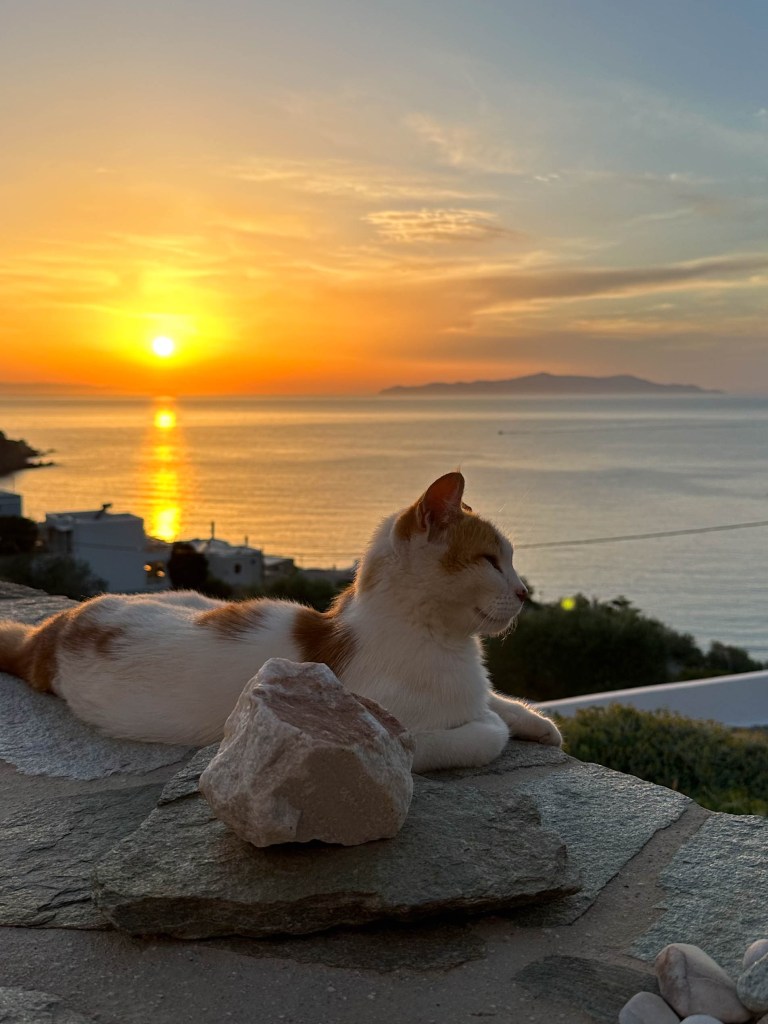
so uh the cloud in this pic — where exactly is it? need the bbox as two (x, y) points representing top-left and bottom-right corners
(363, 208), (527, 244)
(404, 113), (530, 174)
(226, 158), (493, 201)
(474, 252), (768, 309)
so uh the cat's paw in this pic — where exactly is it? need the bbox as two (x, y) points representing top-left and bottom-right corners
(533, 717), (563, 747)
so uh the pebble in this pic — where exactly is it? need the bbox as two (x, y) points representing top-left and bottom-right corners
(737, 951), (768, 1014)
(619, 991), (681, 1024)
(744, 940), (768, 970)
(679, 1017), (724, 1024)
(655, 944), (751, 1023)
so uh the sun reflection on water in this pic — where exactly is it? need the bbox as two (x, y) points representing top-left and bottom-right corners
(144, 403), (185, 542)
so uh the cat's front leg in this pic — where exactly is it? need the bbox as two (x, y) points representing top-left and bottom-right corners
(487, 692), (562, 748)
(411, 709), (509, 773)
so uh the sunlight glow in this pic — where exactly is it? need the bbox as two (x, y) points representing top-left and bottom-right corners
(560, 597), (577, 611)
(154, 409), (177, 430)
(151, 336), (176, 358)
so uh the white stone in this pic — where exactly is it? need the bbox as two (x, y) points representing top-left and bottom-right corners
(619, 990), (681, 1024)
(655, 944), (751, 1023)
(199, 658), (415, 847)
(744, 940), (768, 970)
(679, 1017), (724, 1024)
(737, 952), (768, 1014)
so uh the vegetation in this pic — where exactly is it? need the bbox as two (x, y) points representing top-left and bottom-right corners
(0, 553), (105, 600)
(486, 592), (764, 702)
(558, 705), (768, 815)
(244, 571), (341, 612)
(0, 515), (39, 555)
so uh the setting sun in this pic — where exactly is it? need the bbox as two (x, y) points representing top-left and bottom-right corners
(151, 336), (176, 359)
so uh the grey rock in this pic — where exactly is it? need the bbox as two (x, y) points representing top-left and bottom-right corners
(516, 955), (660, 1024)
(619, 991), (681, 1024)
(744, 940), (768, 970)
(633, 814), (768, 975)
(0, 988), (100, 1024)
(655, 944), (750, 1023)
(737, 952), (768, 1014)
(504, 762), (690, 925)
(93, 770), (578, 939)
(679, 1017), (725, 1023)
(422, 737), (569, 779)
(198, 659), (414, 846)
(208, 919), (485, 973)
(0, 783), (163, 928)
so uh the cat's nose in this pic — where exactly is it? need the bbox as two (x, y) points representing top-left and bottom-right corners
(515, 583), (528, 602)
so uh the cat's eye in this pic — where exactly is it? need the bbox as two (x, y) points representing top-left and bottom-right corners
(481, 554), (502, 573)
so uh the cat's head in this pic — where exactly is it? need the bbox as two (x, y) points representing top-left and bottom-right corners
(360, 472), (527, 638)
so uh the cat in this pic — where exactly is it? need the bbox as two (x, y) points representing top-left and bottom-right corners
(0, 471), (561, 772)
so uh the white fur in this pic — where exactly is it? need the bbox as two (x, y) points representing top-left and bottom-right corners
(43, 480), (562, 771)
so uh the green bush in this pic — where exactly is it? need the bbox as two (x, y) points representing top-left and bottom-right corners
(0, 553), (106, 601)
(558, 705), (768, 815)
(486, 593), (764, 702)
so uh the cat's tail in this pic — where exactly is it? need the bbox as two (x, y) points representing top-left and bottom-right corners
(0, 619), (57, 693)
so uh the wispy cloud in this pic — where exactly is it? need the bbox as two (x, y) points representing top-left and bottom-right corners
(226, 157), (493, 201)
(364, 208), (527, 244)
(404, 113), (531, 174)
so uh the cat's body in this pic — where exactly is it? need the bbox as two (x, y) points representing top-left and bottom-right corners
(0, 473), (561, 771)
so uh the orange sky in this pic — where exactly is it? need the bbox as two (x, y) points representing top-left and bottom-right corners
(2, 2), (767, 395)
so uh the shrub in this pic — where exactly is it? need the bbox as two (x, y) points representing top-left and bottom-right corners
(0, 553), (105, 600)
(0, 515), (38, 555)
(558, 705), (768, 814)
(486, 593), (764, 702)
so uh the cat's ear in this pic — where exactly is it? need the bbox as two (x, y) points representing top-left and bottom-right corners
(416, 472), (465, 539)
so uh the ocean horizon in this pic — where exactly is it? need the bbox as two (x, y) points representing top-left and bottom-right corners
(1, 392), (767, 659)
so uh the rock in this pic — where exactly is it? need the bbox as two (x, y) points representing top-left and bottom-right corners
(744, 940), (768, 970)
(633, 814), (768, 975)
(655, 944), (751, 1023)
(499, 762), (690, 927)
(619, 991), (681, 1024)
(515, 956), (661, 1024)
(93, 757), (578, 939)
(737, 952), (768, 1014)
(0, 987), (100, 1023)
(680, 1018), (724, 1024)
(0, 783), (164, 929)
(198, 659), (415, 847)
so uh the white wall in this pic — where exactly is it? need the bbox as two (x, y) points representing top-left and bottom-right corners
(537, 670), (768, 728)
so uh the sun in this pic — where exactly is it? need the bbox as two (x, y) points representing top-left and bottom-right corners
(151, 336), (176, 359)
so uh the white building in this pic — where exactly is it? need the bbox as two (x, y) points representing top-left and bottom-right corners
(0, 491), (22, 517)
(43, 505), (169, 593)
(190, 538), (265, 590)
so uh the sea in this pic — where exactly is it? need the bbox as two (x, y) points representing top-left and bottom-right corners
(1, 393), (767, 660)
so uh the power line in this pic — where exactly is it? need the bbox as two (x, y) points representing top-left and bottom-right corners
(517, 519), (768, 550)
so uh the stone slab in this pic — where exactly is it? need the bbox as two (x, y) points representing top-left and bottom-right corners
(632, 812), (768, 975)
(0, 784), (163, 929)
(94, 764), (579, 939)
(515, 956), (660, 1024)
(0, 987), (99, 1024)
(422, 737), (570, 780)
(485, 762), (691, 925)
(0, 988), (100, 1024)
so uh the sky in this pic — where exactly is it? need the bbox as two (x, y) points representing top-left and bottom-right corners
(1, 0), (767, 395)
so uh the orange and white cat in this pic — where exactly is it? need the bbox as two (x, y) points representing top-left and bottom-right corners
(0, 472), (561, 771)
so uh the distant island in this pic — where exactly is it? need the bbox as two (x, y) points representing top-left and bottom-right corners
(380, 373), (722, 396)
(0, 430), (52, 477)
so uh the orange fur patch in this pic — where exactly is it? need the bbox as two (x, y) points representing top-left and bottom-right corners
(11, 607), (73, 692)
(441, 516), (502, 573)
(394, 504), (420, 542)
(196, 601), (267, 638)
(292, 605), (357, 676)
